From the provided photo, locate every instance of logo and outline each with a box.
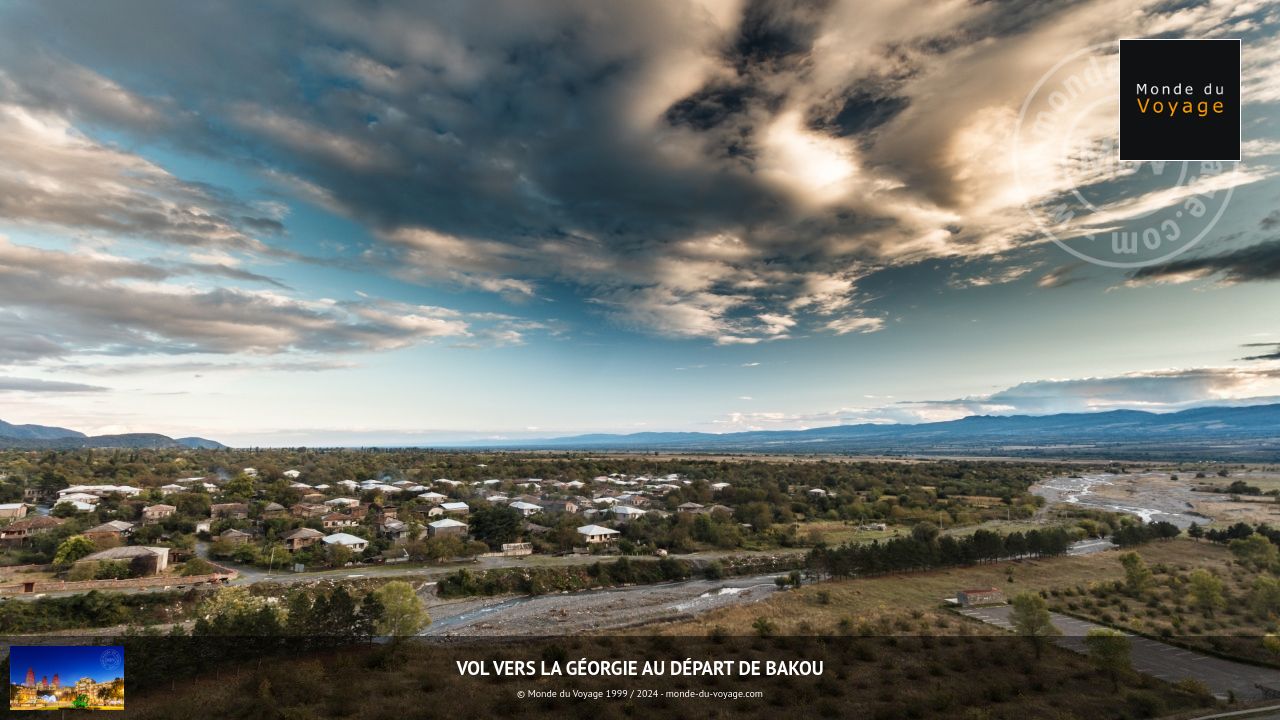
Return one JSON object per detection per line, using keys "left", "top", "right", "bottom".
{"left": 1014, "top": 43, "right": 1236, "bottom": 268}
{"left": 99, "top": 648, "right": 122, "bottom": 672}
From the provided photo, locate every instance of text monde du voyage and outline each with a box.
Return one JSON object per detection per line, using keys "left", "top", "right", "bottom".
{"left": 1134, "top": 82, "right": 1229, "bottom": 117}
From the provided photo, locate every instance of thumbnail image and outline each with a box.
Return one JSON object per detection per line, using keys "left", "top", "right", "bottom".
{"left": 9, "top": 646, "right": 124, "bottom": 711}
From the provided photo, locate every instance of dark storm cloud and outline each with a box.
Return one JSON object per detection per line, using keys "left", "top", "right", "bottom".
{"left": 1, "top": 0, "right": 1277, "bottom": 349}
{"left": 1129, "top": 239, "right": 1280, "bottom": 284}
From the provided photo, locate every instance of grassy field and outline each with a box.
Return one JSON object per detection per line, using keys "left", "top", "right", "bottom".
{"left": 648, "top": 539, "right": 1227, "bottom": 637}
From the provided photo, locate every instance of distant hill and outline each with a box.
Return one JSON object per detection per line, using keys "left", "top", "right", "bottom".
{"left": 454, "top": 403, "right": 1280, "bottom": 461}
{"left": 0, "top": 419, "right": 84, "bottom": 441}
{"left": 0, "top": 420, "right": 226, "bottom": 450}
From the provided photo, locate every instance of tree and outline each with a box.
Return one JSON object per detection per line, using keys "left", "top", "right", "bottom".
{"left": 1084, "top": 628, "right": 1131, "bottom": 692}
{"left": 53, "top": 535, "right": 96, "bottom": 567}
{"left": 1119, "top": 552, "right": 1153, "bottom": 595}
{"left": 911, "top": 521, "right": 939, "bottom": 544}
{"left": 373, "top": 580, "right": 431, "bottom": 637}
{"left": 326, "top": 542, "right": 353, "bottom": 567}
{"left": 1188, "top": 523, "right": 1204, "bottom": 540}
{"left": 1010, "top": 592, "right": 1060, "bottom": 660}
{"left": 1188, "top": 569, "right": 1225, "bottom": 615}
{"left": 1251, "top": 576, "right": 1280, "bottom": 618}
{"left": 468, "top": 506, "right": 523, "bottom": 550}
{"left": 1230, "top": 534, "right": 1278, "bottom": 571}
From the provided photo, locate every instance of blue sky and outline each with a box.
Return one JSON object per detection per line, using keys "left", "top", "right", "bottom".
{"left": 10, "top": 646, "right": 124, "bottom": 686}
{"left": 0, "top": 1, "right": 1279, "bottom": 446}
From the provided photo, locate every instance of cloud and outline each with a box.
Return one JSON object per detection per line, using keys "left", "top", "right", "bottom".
{"left": 0, "top": 377, "right": 107, "bottom": 393}
{"left": 1128, "top": 238, "right": 1280, "bottom": 285}
{"left": 708, "top": 365, "right": 1280, "bottom": 430}
{"left": 0, "top": 238, "right": 545, "bottom": 363}
{"left": 0, "top": 0, "right": 1278, "bottom": 347}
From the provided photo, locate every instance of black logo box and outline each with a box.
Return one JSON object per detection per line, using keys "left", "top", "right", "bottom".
{"left": 1119, "top": 38, "right": 1240, "bottom": 161}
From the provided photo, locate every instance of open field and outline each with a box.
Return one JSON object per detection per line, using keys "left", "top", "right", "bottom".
{"left": 646, "top": 539, "right": 1227, "bottom": 637}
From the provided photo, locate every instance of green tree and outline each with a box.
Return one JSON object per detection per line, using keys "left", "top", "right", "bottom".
{"left": 372, "top": 580, "right": 431, "bottom": 636}
{"left": 1010, "top": 592, "right": 1061, "bottom": 660}
{"left": 1119, "top": 552, "right": 1153, "bottom": 594}
{"left": 53, "top": 535, "right": 96, "bottom": 567}
{"left": 1251, "top": 576, "right": 1280, "bottom": 618}
{"left": 1230, "top": 534, "right": 1279, "bottom": 571}
{"left": 1084, "top": 628, "right": 1131, "bottom": 692}
{"left": 1188, "top": 569, "right": 1225, "bottom": 615}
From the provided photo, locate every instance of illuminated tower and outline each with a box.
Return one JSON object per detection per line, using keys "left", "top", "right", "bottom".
{"left": 53, "top": 674, "right": 59, "bottom": 689}
{"left": 41, "top": 676, "right": 48, "bottom": 689}
{"left": 25, "top": 667, "right": 34, "bottom": 686}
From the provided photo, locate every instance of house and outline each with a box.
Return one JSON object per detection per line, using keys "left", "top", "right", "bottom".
{"left": 83, "top": 521, "right": 134, "bottom": 544}
{"left": 56, "top": 492, "right": 100, "bottom": 507}
{"left": 509, "top": 501, "right": 543, "bottom": 517}
{"left": 611, "top": 505, "right": 647, "bottom": 522}
{"left": 77, "top": 546, "right": 170, "bottom": 575}
{"left": 159, "top": 484, "right": 185, "bottom": 496}
{"left": 808, "top": 488, "right": 829, "bottom": 497}
{"left": 542, "top": 499, "right": 579, "bottom": 514}
{"left": 282, "top": 470, "right": 302, "bottom": 479}
{"left": 441, "top": 501, "right": 469, "bottom": 516}
{"left": 0, "top": 503, "right": 27, "bottom": 519}
{"left": 59, "top": 485, "right": 141, "bottom": 498}
{"left": 710, "top": 482, "right": 731, "bottom": 492}
{"left": 210, "top": 502, "right": 249, "bottom": 519}
{"left": 290, "top": 503, "right": 327, "bottom": 519}
{"left": 321, "top": 532, "right": 369, "bottom": 553}
{"left": 380, "top": 518, "right": 411, "bottom": 543}
{"left": 418, "top": 492, "right": 448, "bottom": 504}
{"left": 427, "top": 518, "right": 468, "bottom": 538}
{"left": 282, "top": 527, "right": 324, "bottom": 552}
{"left": 324, "top": 497, "right": 360, "bottom": 510}
{"left": 677, "top": 502, "right": 705, "bottom": 514}
{"left": 322, "top": 513, "right": 357, "bottom": 530}
{"left": 577, "top": 524, "right": 620, "bottom": 544}
{"left": 0, "top": 515, "right": 65, "bottom": 543}
{"left": 956, "top": 587, "right": 1005, "bottom": 607}
{"left": 142, "top": 504, "right": 177, "bottom": 522}
{"left": 218, "top": 528, "right": 251, "bottom": 545}
{"left": 261, "top": 502, "right": 287, "bottom": 519}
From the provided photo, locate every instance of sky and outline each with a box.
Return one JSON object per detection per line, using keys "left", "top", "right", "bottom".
{"left": 9, "top": 645, "right": 124, "bottom": 686}
{"left": 1, "top": 0, "right": 1279, "bottom": 446}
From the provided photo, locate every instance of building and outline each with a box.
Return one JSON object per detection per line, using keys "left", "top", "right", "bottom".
{"left": 58, "top": 485, "right": 141, "bottom": 498}
{"left": 427, "top": 518, "right": 468, "bottom": 538}
{"left": 509, "top": 501, "right": 543, "bottom": 517}
{"left": 956, "top": 587, "right": 1006, "bottom": 607}
{"left": 141, "top": 504, "right": 176, "bottom": 522}
{"left": 78, "top": 545, "right": 170, "bottom": 575}
{"left": 290, "top": 503, "right": 327, "bottom": 519}
{"left": 0, "top": 502, "right": 29, "bottom": 519}
{"left": 677, "top": 502, "right": 705, "bottom": 513}
{"left": 261, "top": 502, "right": 287, "bottom": 519}
{"left": 0, "top": 515, "right": 65, "bottom": 543}
{"left": 210, "top": 503, "right": 249, "bottom": 519}
{"left": 159, "top": 483, "right": 185, "bottom": 496}
{"left": 441, "top": 501, "right": 469, "bottom": 516}
{"left": 83, "top": 521, "right": 134, "bottom": 544}
{"left": 322, "top": 513, "right": 357, "bottom": 529}
{"left": 542, "top": 499, "right": 579, "bottom": 514}
{"left": 282, "top": 527, "right": 324, "bottom": 552}
{"left": 577, "top": 524, "right": 620, "bottom": 544}
{"left": 218, "top": 528, "right": 251, "bottom": 545}
{"left": 321, "top": 532, "right": 369, "bottom": 553}
{"left": 611, "top": 505, "right": 647, "bottom": 523}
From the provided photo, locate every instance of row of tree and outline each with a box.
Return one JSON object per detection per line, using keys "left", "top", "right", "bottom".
{"left": 806, "top": 526, "right": 1077, "bottom": 578}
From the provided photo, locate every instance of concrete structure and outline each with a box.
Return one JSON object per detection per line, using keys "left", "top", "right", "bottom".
{"left": 322, "top": 532, "right": 369, "bottom": 553}
{"left": 282, "top": 527, "right": 324, "bottom": 552}
{"left": 509, "top": 501, "right": 543, "bottom": 517}
{"left": 577, "top": 524, "right": 620, "bottom": 544}
{"left": 78, "top": 545, "right": 170, "bottom": 575}
{"left": 83, "top": 521, "right": 134, "bottom": 544}
{"left": 141, "top": 504, "right": 176, "bottom": 522}
{"left": 0, "top": 503, "right": 28, "bottom": 519}
{"left": 0, "top": 515, "right": 65, "bottom": 543}
{"left": 956, "top": 587, "right": 1005, "bottom": 607}
{"left": 427, "top": 518, "right": 468, "bottom": 538}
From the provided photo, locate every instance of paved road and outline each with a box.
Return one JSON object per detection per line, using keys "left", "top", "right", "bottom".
{"left": 960, "top": 605, "right": 1280, "bottom": 700}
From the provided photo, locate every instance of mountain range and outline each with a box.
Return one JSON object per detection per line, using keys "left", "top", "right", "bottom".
{"left": 454, "top": 403, "right": 1280, "bottom": 461}
{"left": 0, "top": 419, "right": 224, "bottom": 450}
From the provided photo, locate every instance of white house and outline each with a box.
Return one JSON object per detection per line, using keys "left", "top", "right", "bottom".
{"left": 577, "top": 524, "right": 620, "bottom": 544}
{"left": 283, "top": 470, "right": 302, "bottom": 479}
{"left": 322, "top": 532, "right": 369, "bottom": 553}
{"left": 441, "top": 501, "right": 469, "bottom": 515}
{"left": 160, "top": 483, "right": 185, "bottom": 495}
{"left": 419, "top": 491, "right": 447, "bottom": 504}
{"left": 509, "top": 501, "right": 543, "bottom": 517}
{"left": 324, "top": 497, "right": 361, "bottom": 509}
{"left": 612, "top": 505, "right": 647, "bottom": 522}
